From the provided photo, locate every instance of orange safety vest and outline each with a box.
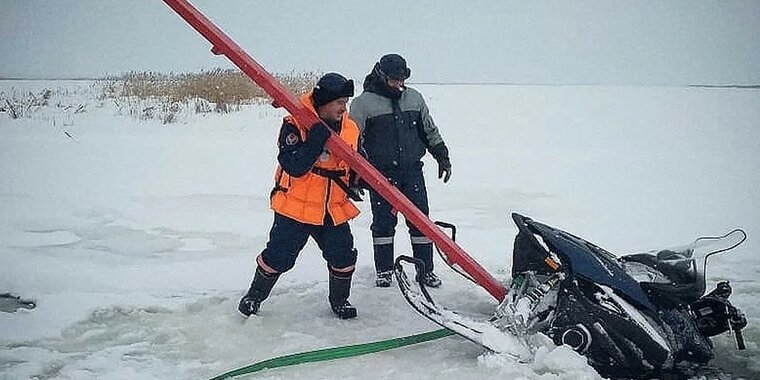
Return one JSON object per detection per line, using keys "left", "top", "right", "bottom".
{"left": 270, "top": 93, "right": 361, "bottom": 226}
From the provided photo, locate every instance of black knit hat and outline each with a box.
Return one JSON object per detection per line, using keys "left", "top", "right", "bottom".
{"left": 312, "top": 73, "right": 354, "bottom": 107}
{"left": 378, "top": 54, "right": 411, "bottom": 80}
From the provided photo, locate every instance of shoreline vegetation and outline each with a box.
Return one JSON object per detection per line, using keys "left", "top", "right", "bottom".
{"left": 1, "top": 70, "right": 758, "bottom": 124}
{"left": 2, "top": 74, "right": 759, "bottom": 89}
{"left": 0, "top": 69, "right": 320, "bottom": 124}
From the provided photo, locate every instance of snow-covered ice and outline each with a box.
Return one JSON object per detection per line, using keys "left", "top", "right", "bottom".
{"left": 1, "top": 80, "right": 758, "bottom": 379}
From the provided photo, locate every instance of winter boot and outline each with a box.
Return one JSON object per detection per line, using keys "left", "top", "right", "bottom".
{"left": 373, "top": 239, "right": 394, "bottom": 287}
{"left": 329, "top": 267, "right": 357, "bottom": 319}
{"left": 238, "top": 266, "right": 280, "bottom": 317}
{"left": 412, "top": 241, "right": 441, "bottom": 288}
{"left": 417, "top": 271, "right": 442, "bottom": 288}
{"left": 375, "top": 270, "right": 393, "bottom": 287}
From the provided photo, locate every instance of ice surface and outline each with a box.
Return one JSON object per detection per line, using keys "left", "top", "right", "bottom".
{"left": 1, "top": 81, "right": 758, "bottom": 379}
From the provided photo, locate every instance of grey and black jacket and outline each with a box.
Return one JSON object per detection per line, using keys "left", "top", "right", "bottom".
{"left": 349, "top": 73, "right": 448, "bottom": 173}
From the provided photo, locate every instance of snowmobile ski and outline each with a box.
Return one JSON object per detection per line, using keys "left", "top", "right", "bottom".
{"left": 393, "top": 256, "right": 532, "bottom": 362}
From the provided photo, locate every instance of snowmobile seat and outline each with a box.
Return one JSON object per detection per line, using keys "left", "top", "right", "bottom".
{"left": 620, "top": 250, "right": 705, "bottom": 307}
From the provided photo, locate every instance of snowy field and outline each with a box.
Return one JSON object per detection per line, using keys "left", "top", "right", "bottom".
{"left": 1, "top": 80, "right": 759, "bottom": 379}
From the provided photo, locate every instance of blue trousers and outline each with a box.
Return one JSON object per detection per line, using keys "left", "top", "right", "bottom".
{"left": 260, "top": 213, "right": 357, "bottom": 273}
{"left": 368, "top": 165, "right": 434, "bottom": 273}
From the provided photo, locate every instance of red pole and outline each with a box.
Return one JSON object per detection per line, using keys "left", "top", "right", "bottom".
{"left": 161, "top": 0, "right": 507, "bottom": 301}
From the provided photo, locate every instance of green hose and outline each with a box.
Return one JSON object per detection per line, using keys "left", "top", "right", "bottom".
{"left": 209, "top": 328, "right": 455, "bottom": 379}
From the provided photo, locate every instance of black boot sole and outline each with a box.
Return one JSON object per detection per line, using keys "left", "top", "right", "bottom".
{"left": 331, "top": 304, "right": 357, "bottom": 319}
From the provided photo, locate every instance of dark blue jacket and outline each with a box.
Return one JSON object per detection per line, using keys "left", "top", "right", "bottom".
{"left": 349, "top": 74, "right": 446, "bottom": 172}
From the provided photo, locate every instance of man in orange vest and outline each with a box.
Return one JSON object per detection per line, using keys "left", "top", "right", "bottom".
{"left": 238, "top": 73, "right": 363, "bottom": 319}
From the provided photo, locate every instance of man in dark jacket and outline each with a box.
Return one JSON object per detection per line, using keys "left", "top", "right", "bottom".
{"left": 349, "top": 54, "right": 451, "bottom": 288}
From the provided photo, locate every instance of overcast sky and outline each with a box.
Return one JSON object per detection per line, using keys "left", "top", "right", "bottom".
{"left": 2, "top": 0, "right": 759, "bottom": 85}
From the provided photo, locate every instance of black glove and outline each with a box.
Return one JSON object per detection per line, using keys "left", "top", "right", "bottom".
{"left": 348, "top": 170, "right": 366, "bottom": 199}
{"left": 349, "top": 186, "right": 365, "bottom": 200}
{"left": 429, "top": 142, "right": 452, "bottom": 183}
{"left": 307, "top": 122, "right": 331, "bottom": 149}
{"left": 438, "top": 160, "right": 452, "bottom": 183}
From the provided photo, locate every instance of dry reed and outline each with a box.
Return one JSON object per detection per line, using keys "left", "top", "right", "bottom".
{"left": 100, "top": 68, "right": 320, "bottom": 115}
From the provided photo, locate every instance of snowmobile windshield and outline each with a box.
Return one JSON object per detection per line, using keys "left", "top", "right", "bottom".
{"left": 633, "top": 229, "right": 747, "bottom": 289}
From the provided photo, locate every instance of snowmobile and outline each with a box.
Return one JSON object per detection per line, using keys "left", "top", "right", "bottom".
{"left": 394, "top": 213, "right": 748, "bottom": 379}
